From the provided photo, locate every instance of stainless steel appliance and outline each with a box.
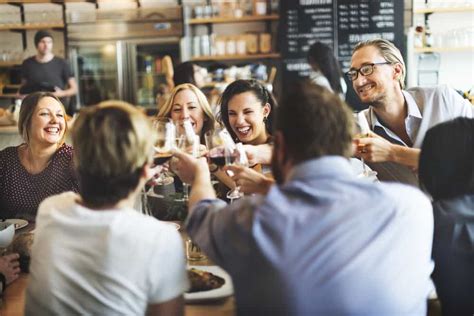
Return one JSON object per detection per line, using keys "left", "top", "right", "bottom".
{"left": 67, "top": 6, "right": 182, "bottom": 110}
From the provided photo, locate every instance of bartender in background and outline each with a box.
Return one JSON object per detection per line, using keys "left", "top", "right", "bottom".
{"left": 19, "top": 30, "right": 77, "bottom": 115}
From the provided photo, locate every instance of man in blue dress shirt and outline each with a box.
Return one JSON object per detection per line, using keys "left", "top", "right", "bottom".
{"left": 173, "top": 82, "right": 434, "bottom": 316}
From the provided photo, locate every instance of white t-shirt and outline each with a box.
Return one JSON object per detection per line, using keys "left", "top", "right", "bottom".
{"left": 26, "top": 192, "right": 188, "bottom": 315}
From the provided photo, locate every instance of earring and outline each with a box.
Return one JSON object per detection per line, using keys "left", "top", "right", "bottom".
{"left": 263, "top": 116, "right": 268, "bottom": 124}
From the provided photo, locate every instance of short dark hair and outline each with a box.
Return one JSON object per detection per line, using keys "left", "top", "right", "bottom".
{"left": 419, "top": 117, "right": 474, "bottom": 200}
{"left": 72, "top": 101, "right": 155, "bottom": 208}
{"left": 173, "top": 62, "right": 197, "bottom": 87}
{"left": 218, "top": 79, "right": 277, "bottom": 142}
{"left": 276, "top": 80, "right": 353, "bottom": 163}
{"left": 18, "top": 91, "right": 67, "bottom": 144}
{"left": 307, "top": 41, "right": 344, "bottom": 95}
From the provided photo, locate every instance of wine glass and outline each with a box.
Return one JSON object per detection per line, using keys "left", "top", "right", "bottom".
{"left": 141, "top": 118, "right": 176, "bottom": 213}
{"left": 353, "top": 112, "right": 377, "bottom": 178}
{"left": 226, "top": 143, "right": 249, "bottom": 201}
{"left": 205, "top": 127, "right": 237, "bottom": 175}
{"left": 175, "top": 118, "right": 200, "bottom": 201}
{"left": 152, "top": 118, "right": 176, "bottom": 184}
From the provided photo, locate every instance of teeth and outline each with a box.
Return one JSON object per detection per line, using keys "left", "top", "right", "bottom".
{"left": 45, "top": 127, "right": 59, "bottom": 134}
{"left": 359, "top": 84, "right": 373, "bottom": 93}
{"left": 237, "top": 127, "right": 250, "bottom": 134}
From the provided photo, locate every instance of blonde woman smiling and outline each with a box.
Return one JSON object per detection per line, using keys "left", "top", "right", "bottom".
{"left": 157, "top": 83, "right": 216, "bottom": 142}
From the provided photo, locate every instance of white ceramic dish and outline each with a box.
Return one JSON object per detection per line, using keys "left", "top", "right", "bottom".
{"left": 185, "top": 265, "right": 234, "bottom": 303}
{"left": 0, "top": 222, "right": 15, "bottom": 248}
{"left": 3, "top": 219, "right": 29, "bottom": 230}
{"left": 160, "top": 221, "right": 180, "bottom": 231}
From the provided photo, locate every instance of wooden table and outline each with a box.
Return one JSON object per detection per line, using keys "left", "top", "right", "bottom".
{"left": 0, "top": 224, "right": 235, "bottom": 316}
{"left": 0, "top": 275, "right": 235, "bottom": 316}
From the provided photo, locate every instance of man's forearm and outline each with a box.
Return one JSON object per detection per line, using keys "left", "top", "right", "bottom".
{"left": 390, "top": 145, "right": 420, "bottom": 170}
{"left": 189, "top": 169, "right": 216, "bottom": 212}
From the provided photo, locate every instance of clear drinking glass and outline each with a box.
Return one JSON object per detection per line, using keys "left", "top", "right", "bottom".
{"left": 152, "top": 118, "right": 176, "bottom": 185}
{"left": 175, "top": 118, "right": 200, "bottom": 201}
{"left": 226, "top": 143, "right": 249, "bottom": 201}
{"left": 353, "top": 112, "right": 377, "bottom": 178}
{"left": 205, "top": 127, "right": 236, "bottom": 169}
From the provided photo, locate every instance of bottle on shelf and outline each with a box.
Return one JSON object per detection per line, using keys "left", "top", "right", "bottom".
{"left": 414, "top": 25, "right": 424, "bottom": 48}
{"left": 424, "top": 21, "right": 433, "bottom": 47}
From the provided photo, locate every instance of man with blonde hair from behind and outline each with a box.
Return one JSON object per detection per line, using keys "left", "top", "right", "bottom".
{"left": 25, "top": 101, "right": 188, "bottom": 315}
{"left": 347, "top": 38, "right": 472, "bottom": 185}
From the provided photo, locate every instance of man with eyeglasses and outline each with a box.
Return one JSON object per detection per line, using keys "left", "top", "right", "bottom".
{"left": 347, "top": 38, "right": 472, "bottom": 185}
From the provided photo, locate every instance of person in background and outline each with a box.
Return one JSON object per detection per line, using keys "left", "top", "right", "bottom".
{"left": 173, "top": 61, "right": 206, "bottom": 88}
{"left": 419, "top": 117, "right": 474, "bottom": 316}
{"left": 26, "top": 101, "right": 188, "bottom": 315}
{"left": 219, "top": 79, "right": 276, "bottom": 167}
{"left": 19, "top": 30, "right": 77, "bottom": 115}
{"left": 0, "top": 92, "right": 78, "bottom": 222}
{"left": 307, "top": 41, "right": 347, "bottom": 100}
{"left": 157, "top": 83, "right": 216, "bottom": 142}
{"left": 0, "top": 253, "right": 20, "bottom": 294}
{"left": 348, "top": 38, "right": 472, "bottom": 185}
{"left": 172, "top": 82, "right": 434, "bottom": 315}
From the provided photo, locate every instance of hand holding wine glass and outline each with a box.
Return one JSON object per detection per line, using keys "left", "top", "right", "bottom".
{"left": 152, "top": 118, "right": 176, "bottom": 182}
{"left": 205, "top": 128, "right": 237, "bottom": 169}
{"left": 226, "top": 143, "right": 249, "bottom": 200}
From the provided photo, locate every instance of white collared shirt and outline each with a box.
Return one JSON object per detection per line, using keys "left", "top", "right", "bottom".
{"left": 364, "top": 85, "right": 473, "bottom": 148}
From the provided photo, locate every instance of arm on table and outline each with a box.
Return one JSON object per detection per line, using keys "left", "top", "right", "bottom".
{"left": 354, "top": 132, "right": 420, "bottom": 170}
{"left": 146, "top": 295, "right": 184, "bottom": 316}
{"left": 0, "top": 253, "right": 20, "bottom": 292}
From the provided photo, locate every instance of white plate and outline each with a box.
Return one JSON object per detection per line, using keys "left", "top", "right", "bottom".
{"left": 160, "top": 221, "right": 180, "bottom": 231}
{"left": 185, "top": 265, "right": 234, "bottom": 303}
{"left": 3, "top": 219, "right": 28, "bottom": 230}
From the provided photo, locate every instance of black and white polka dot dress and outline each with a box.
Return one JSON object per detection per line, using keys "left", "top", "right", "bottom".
{"left": 0, "top": 144, "right": 79, "bottom": 222}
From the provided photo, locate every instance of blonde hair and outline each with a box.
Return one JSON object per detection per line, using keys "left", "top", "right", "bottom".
{"left": 353, "top": 38, "right": 406, "bottom": 89}
{"left": 18, "top": 92, "right": 68, "bottom": 146}
{"left": 157, "top": 83, "right": 216, "bottom": 138}
{"left": 72, "top": 100, "right": 156, "bottom": 207}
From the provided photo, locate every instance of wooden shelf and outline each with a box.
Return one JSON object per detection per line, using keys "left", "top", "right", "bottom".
{"left": 189, "top": 14, "right": 279, "bottom": 25}
{"left": 415, "top": 46, "right": 474, "bottom": 53}
{"left": 0, "top": 94, "right": 18, "bottom": 99}
{"left": 414, "top": 6, "right": 474, "bottom": 14}
{"left": 191, "top": 53, "right": 280, "bottom": 62}
{"left": 0, "top": 0, "right": 93, "bottom": 3}
{"left": 0, "top": 61, "right": 22, "bottom": 67}
{"left": 0, "top": 22, "right": 64, "bottom": 31}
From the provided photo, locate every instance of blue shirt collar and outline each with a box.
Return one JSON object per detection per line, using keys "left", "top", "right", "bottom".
{"left": 286, "top": 156, "right": 354, "bottom": 183}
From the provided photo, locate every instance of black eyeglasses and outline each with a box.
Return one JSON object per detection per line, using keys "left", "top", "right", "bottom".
{"left": 345, "top": 62, "right": 392, "bottom": 81}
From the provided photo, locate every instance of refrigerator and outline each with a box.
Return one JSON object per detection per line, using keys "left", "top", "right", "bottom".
{"left": 67, "top": 6, "right": 182, "bottom": 111}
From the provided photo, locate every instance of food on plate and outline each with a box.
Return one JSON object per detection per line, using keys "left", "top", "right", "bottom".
{"left": 187, "top": 268, "right": 225, "bottom": 293}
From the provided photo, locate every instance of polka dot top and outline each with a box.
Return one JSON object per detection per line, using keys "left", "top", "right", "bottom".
{"left": 0, "top": 144, "right": 79, "bottom": 222}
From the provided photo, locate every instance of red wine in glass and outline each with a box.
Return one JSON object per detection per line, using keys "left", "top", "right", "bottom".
{"left": 153, "top": 153, "right": 173, "bottom": 165}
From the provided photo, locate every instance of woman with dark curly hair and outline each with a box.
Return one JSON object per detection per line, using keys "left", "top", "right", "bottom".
{"left": 219, "top": 79, "right": 276, "bottom": 166}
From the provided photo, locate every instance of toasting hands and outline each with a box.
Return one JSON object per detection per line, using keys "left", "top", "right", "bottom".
{"left": 223, "top": 165, "right": 274, "bottom": 195}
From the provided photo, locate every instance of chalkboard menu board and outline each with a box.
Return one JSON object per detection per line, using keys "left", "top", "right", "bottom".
{"left": 278, "top": 0, "right": 404, "bottom": 110}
